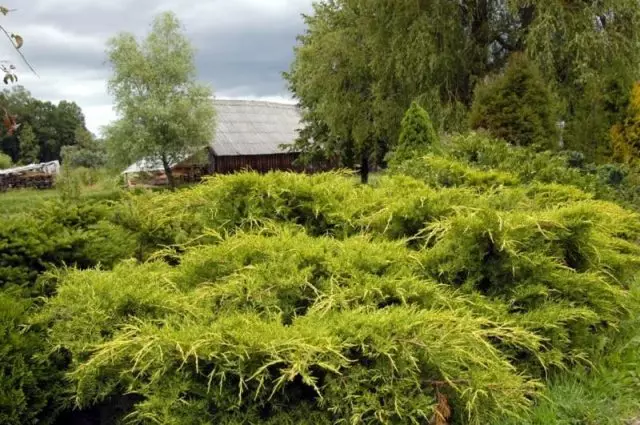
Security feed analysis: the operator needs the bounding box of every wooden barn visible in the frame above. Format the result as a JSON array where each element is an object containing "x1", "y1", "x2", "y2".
[
  {"x1": 208, "y1": 100, "x2": 304, "y2": 174},
  {"x1": 122, "y1": 99, "x2": 308, "y2": 186}
]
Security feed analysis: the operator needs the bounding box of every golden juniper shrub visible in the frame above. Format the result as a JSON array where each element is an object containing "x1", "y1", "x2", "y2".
[
  {"x1": 40, "y1": 229, "x2": 542, "y2": 425},
  {"x1": 36, "y1": 169, "x2": 640, "y2": 424}
]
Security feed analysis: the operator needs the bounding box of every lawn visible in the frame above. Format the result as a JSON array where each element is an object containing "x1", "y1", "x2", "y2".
[{"x1": 0, "y1": 189, "x2": 60, "y2": 217}]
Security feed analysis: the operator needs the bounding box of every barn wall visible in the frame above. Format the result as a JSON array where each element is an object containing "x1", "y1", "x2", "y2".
[
  {"x1": 207, "y1": 148, "x2": 216, "y2": 174},
  {"x1": 213, "y1": 153, "x2": 304, "y2": 174}
]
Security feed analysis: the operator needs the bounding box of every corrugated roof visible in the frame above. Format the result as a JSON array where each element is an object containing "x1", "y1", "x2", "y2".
[{"x1": 211, "y1": 99, "x2": 302, "y2": 156}]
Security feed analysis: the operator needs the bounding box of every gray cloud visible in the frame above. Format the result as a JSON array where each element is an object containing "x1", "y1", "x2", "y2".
[{"x1": 1, "y1": 0, "x2": 313, "y2": 134}]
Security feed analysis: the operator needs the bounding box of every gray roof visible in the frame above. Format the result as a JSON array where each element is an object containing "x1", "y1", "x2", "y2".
[{"x1": 212, "y1": 99, "x2": 302, "y2": 156}]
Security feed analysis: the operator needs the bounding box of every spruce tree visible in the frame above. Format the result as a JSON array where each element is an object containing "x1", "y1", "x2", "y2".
[
  {"x1": 469, "y1": 54, "x2": 558, "y2": 148},
  {"x1": 390, "y1": 101, "x2": 438, "y2": 164}
]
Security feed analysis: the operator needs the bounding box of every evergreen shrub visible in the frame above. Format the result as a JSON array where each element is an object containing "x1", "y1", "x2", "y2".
[
  {"x1": 35, "y1": 169, "x2": 640, "y2": 424},
  {"x1": 40, "y1": 228, "x2": 542, "y2": 425},
  {"x1": 387, "y1": 101, "x2": 438, "y2": 166},
  {"x1": 469, "y1": 54, "x2": 558, "y2": 148},
  {"x1": 0, "y1": 293, "x2": 67, "y2": 425}
]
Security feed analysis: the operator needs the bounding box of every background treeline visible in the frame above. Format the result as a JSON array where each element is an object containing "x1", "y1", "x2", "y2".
[{"x1": 0, "y1": 86, "x2": 106, "y2": 168}]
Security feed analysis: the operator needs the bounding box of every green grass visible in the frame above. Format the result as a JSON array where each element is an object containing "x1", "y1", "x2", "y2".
[
  {"x1": 498, "y1": 302, "x2": 640, "y2": 425},
  {"x1": 0, "y1": 186, "x2": 124, "y2": 218},
  {"x1": 0, "y1": 189, "x2": 60, "y2": 216},
  {"x1": 0, "y1": 167, "x2": 128, "y2": 217},
  {"x1": 500, "y1": 353, "x2": 640, "y2": 425}
]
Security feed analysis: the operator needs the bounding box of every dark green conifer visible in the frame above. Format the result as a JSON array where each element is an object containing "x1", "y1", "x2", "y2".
[{"x1": 470, "y1": 54, "x2": 558, "y2": 148}]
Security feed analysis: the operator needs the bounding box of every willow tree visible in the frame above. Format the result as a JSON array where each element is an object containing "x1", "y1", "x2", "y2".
[
  {"x1": 285, "y1": 1, "x2": 376, "y2": 183},
  {"x1": 286, "y1": 0, "x2": 640, "y2": 166},
  {"x1": 105, "y1": 11, "x2": 215, "y2": 190}
]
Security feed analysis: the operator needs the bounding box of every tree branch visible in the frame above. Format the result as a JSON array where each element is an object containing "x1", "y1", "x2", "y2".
[{"x1": 0, "y1": 23, "x2": 38, "y2": 77}]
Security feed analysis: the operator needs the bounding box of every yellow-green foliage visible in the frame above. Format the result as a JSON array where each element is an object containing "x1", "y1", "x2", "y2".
[
  {"x1": 420, "y1": 200, "x2": 640, "y2": 368},
  {"x1": 387, "y1": 101, "x2": 438, "y2": 166},
  {"x1": 41, "y1": 229, "x2": 542, "y2": 425},
  {"x1": 391, "y1": 154, "x2": 519, "y2": 189},
  {"x1": 0, "y1": 152, "x2": 12, "y2": 169},
  {"x1": 611, "y1": 82, "x2": 640, "y2": 164},
  {"x1": 393, "y1": 131, "x2": 640, "y2": 211},
  {"x1": 37, "y1": 169, "x2": 640, "y2": 424},
  {"x1": 0, "y1": 293, "x2": 66, "y2": 425}
]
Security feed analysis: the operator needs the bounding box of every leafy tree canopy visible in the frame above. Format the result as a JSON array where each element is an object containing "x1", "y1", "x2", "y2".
[
  {"x1": 286, "y1": 0, "x2": 640, "y2": 166},
  {"x1": 61, "y1": 127, "x2": 107, "y2": 169},
  {"x1": 0, "y1": 86, "x2": 88, "y2": 163},
  {"x1": 104, "y1": 11, "x2": 216, "y2": 190}
]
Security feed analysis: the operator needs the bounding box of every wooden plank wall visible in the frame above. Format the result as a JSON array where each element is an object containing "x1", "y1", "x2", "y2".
[{"x1": 213, "y1": 153, "x2": 305, "y2": 174}]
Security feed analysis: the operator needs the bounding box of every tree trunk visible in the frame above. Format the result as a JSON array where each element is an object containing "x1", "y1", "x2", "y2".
[
  {"x1": 359, "y1": 151, "x2": 370, "y2": 184},
  {"x1": 517, "y1": 5, "x2": 536, "y2": 50},
  {"x1": 161, "y1": 153, "x2": 176, "y2": 191}
]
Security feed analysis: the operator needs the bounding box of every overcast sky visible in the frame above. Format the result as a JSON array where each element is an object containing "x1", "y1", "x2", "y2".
[{"x1": 0, "y1": 0, "x2": 314, "y2": 135}]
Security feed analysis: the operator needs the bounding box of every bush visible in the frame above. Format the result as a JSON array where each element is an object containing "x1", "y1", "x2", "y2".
[
  {"x1": 39, "y1": 229, "x2": 542, "y2": 424},
  {"x1": 419, "y1": 200, "x2": 640, "y2": 367},
  {"x1": 0, "y1": 152, "x2": 12, "y2": 169},
  {"x1": 61, "y1": 145, "x2": 107, "y2": 169},
  {"x1": 390, "y1": 154, "x2": 519, "y2": 189},
  {"x1": 32, "y1": 168, "x2": 640, "y2": 423},
  {"x1": 470, "y1": 54, "x2": 559, "y2": 148},
  {"x1": 0, "y1": 292, "x2": 67, "y2": 425},
  {"x1": 387, "y1": 101, "x2": 438, "y2": 165},
  {"x1": 0, "y1": 157, "x2": 633, "y2": 425},
  {"x1": 0, "y1": 198, "x2": 136, "y2": 292},
  {"x1": 499, "y1": 282, "x2": 640, "y2": 425},
  {"x1": 0, "y1": 197, "x2": 139, "y2": 424},
  {"x1": 415, "y1": 131, "x2": 640, "y2": 210}
]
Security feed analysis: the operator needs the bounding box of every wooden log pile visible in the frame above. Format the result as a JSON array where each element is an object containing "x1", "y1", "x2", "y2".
[
  {"x1": 0, "y1": 161, "x2": 60, "y2": 191},
  {"x1": 125, "y1": 165, "x2": 207, "y2": 188}
]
